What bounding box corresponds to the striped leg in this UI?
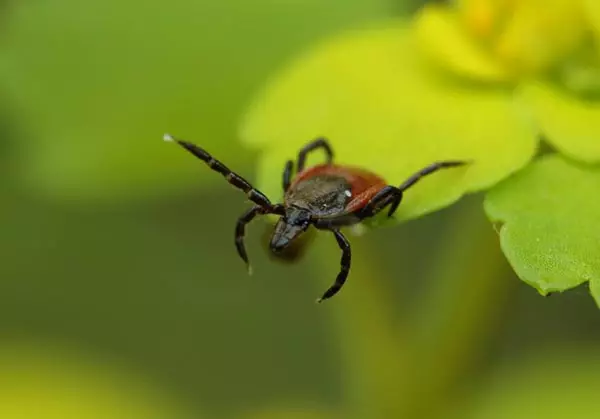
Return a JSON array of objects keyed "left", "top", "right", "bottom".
[
  {"left": 235, "top": 204, "right": 284, "bottom": 274},
  {"left": 164, "top": 133, "right": 273, "bottom": 208},
  {"left": 316, "top": 230, "right": 351, "bottom": 303},
  {"left": 296, "top": 137, "right": 334, "bottom": 172},
  {"left": 359, "top": 160, "right": 468, "bottom": 219},
  {"left": 282, "top": 160, "right": 293, "bottom": 192}
]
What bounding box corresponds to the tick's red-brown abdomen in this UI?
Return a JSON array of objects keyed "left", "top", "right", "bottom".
[{"left": 291, "top": 164, "right": 387, "bottom": 214}]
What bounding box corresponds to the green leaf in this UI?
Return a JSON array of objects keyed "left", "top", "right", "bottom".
[
  {"left": 461, "top": 347, "right": 600, "bottom": 419},
  {"left": 0, "top": 342, "right": 195, "bottom": 418},
  {"left": 520, "top": 81, "right": 600, "bottom": 162},
  {"left": 484, "top": 154, "right": 600, "bottom": 304},
  {"left": 0, "top": 0, "right": 391, "bottom": 201},
  {"left": 240, "top": 21, "right": 537, "bottom": 224}
]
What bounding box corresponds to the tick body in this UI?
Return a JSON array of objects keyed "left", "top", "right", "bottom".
[{"left": 165, "top": 134, "right": 467, "bottom": 302}]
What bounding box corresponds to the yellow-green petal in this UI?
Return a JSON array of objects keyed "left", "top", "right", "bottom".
[
  {"left": 585, "top": 0, "right": 600, "bottom": 40},
  {"left": 241, "top": 21, "right": 537, "bottom": 224},
  {"left": 485, "top": 154, "right": 600, "bottom": 304},
  {"left": 413, "top": 4, "right": 512, "bottom": 83},
  {"left": 590, "top": 279, "right": 600, "bottom": 308},
  {"left": 521, "top": 81, "right": 600, "bottom": 162}
]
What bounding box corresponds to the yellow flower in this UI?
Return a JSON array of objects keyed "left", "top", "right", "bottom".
[
  {"left": 241, "top": 0, "right": 600, "bottom": 225},
  {"left": 417, "top": 0, "right": 596, "bottom": 82}
]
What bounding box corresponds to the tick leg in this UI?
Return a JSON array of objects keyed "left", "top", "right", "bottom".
[
  {"left": 398, "top": 161, "right": 468, "bottom": 192},
  {"left": 368, "top": 160, "right": 469, "bottom": 218},
  {"left": 358, "top": 185, "right": 403, "bottom": 219},
  {"left": 282, "top": 160, "right": 293, "bottom": 192},
  {"left": 235, "top": 206, "right": 264, "bottom": 275},
  {"left": 165, "top": 134, "right": 273, "bottom": 208},
  {"left": 317, "top": 230, "right": 351, "bottom": 303},
  {"left": 386, "top": 195, "right": 402, "bottom": 218},
  {"left": 297, "top": 137, "right": 334, "bottom": 172},
  {"left": 235, "top": 204, "right": 285, "bottom": 275}
]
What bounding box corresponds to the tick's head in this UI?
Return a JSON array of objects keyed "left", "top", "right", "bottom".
[{"left": 270, "top": 206, "right": 311, "bottom": 253}]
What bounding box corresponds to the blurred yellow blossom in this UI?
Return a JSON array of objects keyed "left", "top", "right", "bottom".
[
  {"left": 241, "top": 0, "right": 600, "bottom": 227},
  {"left": 452, "top": 0, "right": 588, "bottom": 75},
  {"left": 417, "top": 0, "right": 595, "bottom": 80},
  {"left": 416, "top": 0, "right": 600, "bottom": 161}
]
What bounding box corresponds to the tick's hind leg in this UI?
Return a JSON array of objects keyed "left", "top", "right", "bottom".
[
  {"left": 317, "top": 230, "right": 351, "bottom": 303},
  {"left": 297, "top": 137, "right": 334, "bottom": 172}
]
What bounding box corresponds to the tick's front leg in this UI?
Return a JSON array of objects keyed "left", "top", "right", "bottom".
[{"left": 316, "top": 230, "right": 351, "bottom": 303}]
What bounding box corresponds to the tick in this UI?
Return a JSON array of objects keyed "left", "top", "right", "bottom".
[{"left": 164, "top": 134, "right": 467, "bottom": 302}]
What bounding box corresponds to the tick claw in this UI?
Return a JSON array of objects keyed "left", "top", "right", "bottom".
[
  {"left": 315, "top": 297, "right": 323, "bottom": 304},
  {"left": 247, "top": 265, "right": 253, "bottom": 276}
]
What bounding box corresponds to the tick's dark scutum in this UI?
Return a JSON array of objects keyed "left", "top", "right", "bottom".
[{"left": 285, "top": 174, "right": 352, "bottom": 216}]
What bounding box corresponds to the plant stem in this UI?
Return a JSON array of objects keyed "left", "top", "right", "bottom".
[
  {"left": 401, "top": 199, "right": 514, "bottom": 418},
  {"left": 311, "top": 232, "right": 407, "bottom": 419},
  {"left": 310, "top": 198, "right": 512, "bottom": 419}
]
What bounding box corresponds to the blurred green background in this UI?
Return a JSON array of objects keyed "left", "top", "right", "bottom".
[{"left": 1, "top": 0, "right": 600, "bottom": 418}]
